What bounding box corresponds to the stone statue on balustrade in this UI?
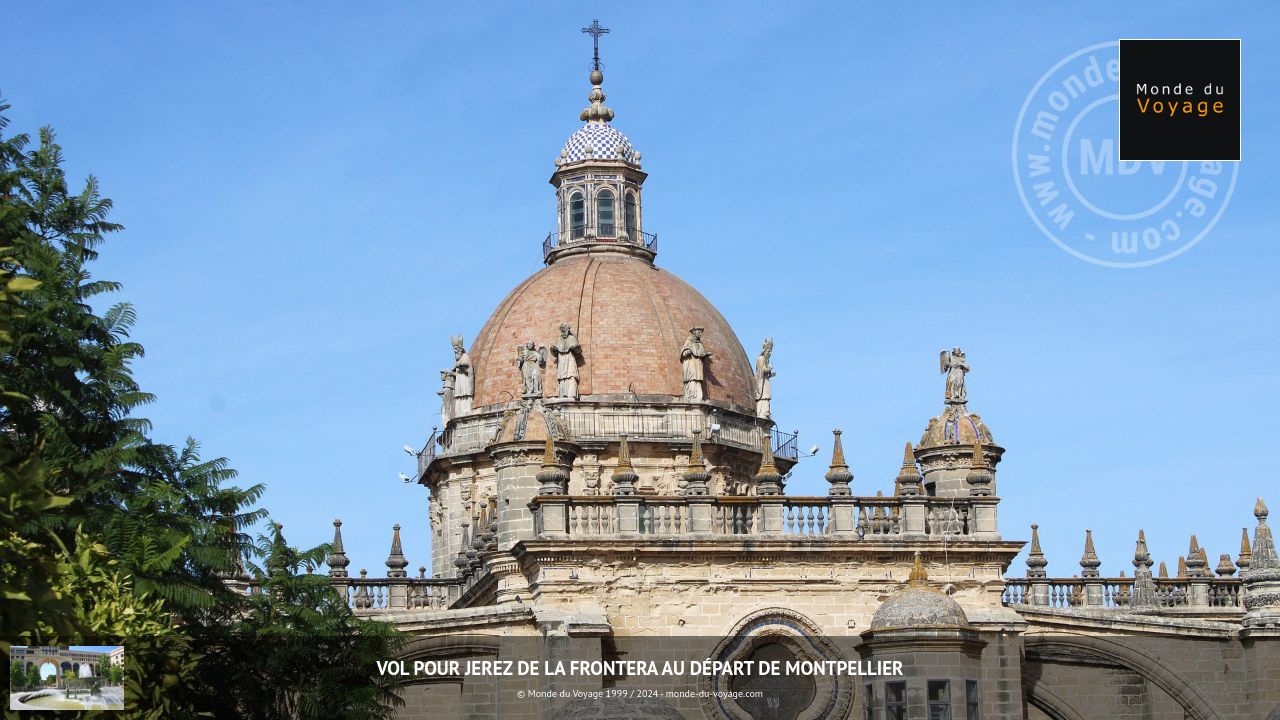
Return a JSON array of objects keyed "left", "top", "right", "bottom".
[
  {"left": 451, "top": 336, "right": 474, "bottom": 415},
  {"left": 940, "top": 347, "right": 969, "bottom": 405},
  {"left": 681, "top": 327, "right": 712, "bottom": 401},
  {"left": 516, "top": 341, "right": 548, "bottom": 397},
  {"left": 550, "top": 323, "right": 582, "bottom": 399},
  {"left": 755, "top": 337, "right": 775, "bottom": 418},
  {"left": 437, "top": 369, "right": 455, "bottom": 428}
]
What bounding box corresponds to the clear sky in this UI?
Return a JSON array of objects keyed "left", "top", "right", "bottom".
[{"left": 5, "top": 3, "right": 1278, "bottom": 582}]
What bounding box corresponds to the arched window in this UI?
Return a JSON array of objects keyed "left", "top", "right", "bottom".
[
  {"left": 597, "top": 189, "right": 615, "bottom": 237},
  {"left": 625, "top": 191, "right": 638, "bottom": 236},
  {"left": 569, "top": 192, "right": 585, "bottom": 239}
]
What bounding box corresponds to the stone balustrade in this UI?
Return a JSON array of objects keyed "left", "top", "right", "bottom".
[
  {"left": 329, "top": 571, "right": 459, "bottom": 615},
  {"left": 530, "top": 494, "right": 997, "bottom": 539},
  {"left": 1002, "top": 577, "right": 1243, "bottom": 610},
  {"left": 421, "top": 406, "right": 801, "bottom": 475}
]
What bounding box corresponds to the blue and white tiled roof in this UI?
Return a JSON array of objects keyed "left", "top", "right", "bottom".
[{"left": 561, "top": 122, "right": 638, "bottom": 164}]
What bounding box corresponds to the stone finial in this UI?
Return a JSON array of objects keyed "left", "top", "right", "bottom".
[
  {"left": 477, "top": 501, "right": 496, "bottom": 548},
  {"left": 966, "top": 440, "right": 993, "bottom": 497},
  {"left": 1185, "top": 535, "right": 1207, "bottom": 577},
  {"left": 1252, "top": 497, "right": 1278, "bottom": 571},
  {"left": 894, "top": 441, "right": 923, "bottom": 497},
  {"left": 908, "top": 550, "right": 929, "bottom": 587},
  {"left": 487, "top": 498, "right": 499, "bottom": 549},
  {"left": 682, "top": 430, "right": 711, "bottom": 496},
  {"left": 1158, "top": 561, "right": 1169, "bottom": 579},
  {"left": 326, "top": 519, "right": 350, "bottom": 578},
  {"left": 1130, "top": 530, "right": 1157, "bottom": 610},
  {"left": 1026, "top": 524, "right": 1048, "bottom": 579},
  {"left": 754, "top": 432, "right": 783, "bottom": 496},
  {"left": 579, "top": 69, "right": 616, "bottom": 123},
  {"left": 1243, "top": 497, "right": 1280, "bottom": 626},
  {"left": 1237, "top": 528, "right": 1252, "bottom": 571},
  {"left": 1216, "top": 554, "right": 1237, "bottom": 577},
  {"left": 611, "top": 434, "right": 639, "bottom": 496},
  {"left": 1133, "top": 529, "right": 1151, "bottom": 568},
  {"left": 418, "top": 566, "right": 427, "bottom": 579},
  {"left": 385, "top": 524, "right": 408, "bottom": 578},
  {"left": 1079, "top": 529, "right": 1101, "bottom": 578},
  {"left": 536, "top": 436, "right": 568, "bottom": 495},
  {"left": 453, "top": 522, "right": 471, "bottom": 571},
  {"left": 266, "top": 522, "right": 287, "bottom": 578},
  {"left": 824, "top": 430, "right": 853, "bottom": 497}
]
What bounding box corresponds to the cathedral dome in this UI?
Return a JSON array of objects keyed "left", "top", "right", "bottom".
[
  {"left": 918, "top": 405, "right": 995, "bottom": 450},
  {"left": 870, "top": 587, "right": 971, "bottom": 630},
  {"left": 870, "top": 556, "right": 971, "bottom": 630},
  {"left": 468, "top": 252, "right": 755, "bottom": 410},
  {"left": 560, "top": 122, "right": 638, "bottom": 164}
]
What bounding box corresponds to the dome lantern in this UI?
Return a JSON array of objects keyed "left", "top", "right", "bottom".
[{"left": 546, "top": 21, "right": 653, "bottom": 265}]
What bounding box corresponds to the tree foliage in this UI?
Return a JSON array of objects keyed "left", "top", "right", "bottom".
[{"left": 1, "top": 94, "right": 406, "bottom": 718}]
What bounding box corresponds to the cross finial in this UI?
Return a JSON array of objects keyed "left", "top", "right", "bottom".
[{"left": 582, "top": 19, "right": 610, "bottom": 70}]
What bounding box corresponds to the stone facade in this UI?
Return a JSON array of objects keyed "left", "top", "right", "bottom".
[{"left": 311, "top": 46, "right": 1280, "bottom": 720}]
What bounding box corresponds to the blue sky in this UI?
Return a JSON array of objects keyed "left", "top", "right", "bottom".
[{"left": 4, "top": 3, "right": 1278, "bottom": 582}]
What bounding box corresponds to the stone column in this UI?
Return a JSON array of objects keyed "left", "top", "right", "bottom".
[
  {"left": 611, "top": 435, "right": 641, "bottom": 534},
  {"left": 753, "top": 434, "right": 784, "bottom": 534},
  {"left": 1026, "top": 524, "right": 1050, "bottom": 606},
  {"left": 385, "top": 524, "right": 409, "bottom": 609},
  {"left": 682, "top": 431, "right": 714, "bottom": 533},
  {"left": 1243, "top": 498, "right": 1280, "bottom": 628},
  {"left": 1079, "top": 529, "right": 1102, "bottom": 607},
  {"left": 326, "top": 519, "right": 351, "bottom": 602},
  {"left": 824, "top": 430, "right": 856, "bottom": 535},
  {"left": 1185, "top": 534, "right": 1211, "bottom": 608},
  {"left": 532, "top": 437, "right": 570, "bottom": 538},
  {"left": 1130, "top": 530, "right": 1158, "bottom": 611}
]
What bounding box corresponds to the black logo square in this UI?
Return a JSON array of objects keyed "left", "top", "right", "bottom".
[{"left": 1119, "top": 39, "right": 1240, "bottom": 161}]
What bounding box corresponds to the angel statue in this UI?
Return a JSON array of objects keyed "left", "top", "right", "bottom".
[
  {"left": 451, "top": 336, "right": 473, "bottom": 415},
  {"left": 516, "top": 341, "right": 548, "bottom": 397},
  {"left": 754, "top": 337, "right": 775, "bottom": 419},
  {"left": 550, "top": 323, "right": 582, "bottom": 399},
  {"left": 940, "top": 347, "right": 969, "bottom": 405}
]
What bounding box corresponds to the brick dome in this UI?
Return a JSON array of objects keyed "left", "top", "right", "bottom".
[{"left": 469, "top": 252, "right": 755, "bottom": 410}]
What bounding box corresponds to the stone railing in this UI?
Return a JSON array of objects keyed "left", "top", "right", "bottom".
[
  {"left": 531, "top": 495, "right": 996, "bottom": 540},
  {"left": 439, "top": 418, "right": 504, "bottom": 455},
  {"left": 1002, "top": 576, "right": 1243, "bottom": 610},
  {"left": 330, "top": 572, "right": 460, "bottom": 614},
  {"left": 425, "top": 407, "right": 800, "bottom": 472},
  {"left": 559, "top": 408, "right": 792, "bottom": 456}
]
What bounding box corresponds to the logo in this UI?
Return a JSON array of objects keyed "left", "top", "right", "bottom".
[{"left": 1012, "top": 42, "right": 1238, "bottom": 268}]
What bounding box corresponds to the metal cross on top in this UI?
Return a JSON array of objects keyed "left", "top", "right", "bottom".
[{"left": 581, "top": 19, "right": 610, "bottom": 70}]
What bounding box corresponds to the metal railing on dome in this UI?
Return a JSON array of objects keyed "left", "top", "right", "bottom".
[
  {"left": 772, "top": 427, "right": 799, "bottom": 461},
  {"left": 543, "top": 227, "right": 658, "bottom": 261}
]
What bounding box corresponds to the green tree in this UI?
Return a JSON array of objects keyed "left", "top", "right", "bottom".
[
  {"left": 10, "top": 659, "right": 24, "bottom": 690},
  {"left": 2, "top": 96, "right": 407, "bottom": 718},
  {"left": 199, "top": 523, "right": 405, "bottom": 720}
]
